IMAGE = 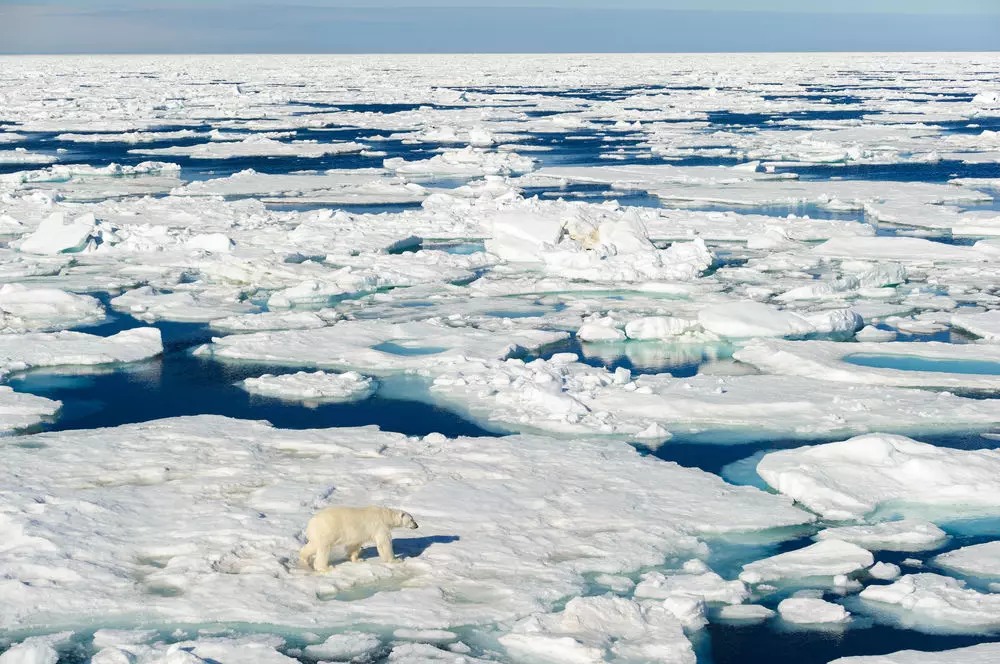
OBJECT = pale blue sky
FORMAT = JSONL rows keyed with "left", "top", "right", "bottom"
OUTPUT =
{"left": 1, "top": 1, "right": 998, "bottom": 53}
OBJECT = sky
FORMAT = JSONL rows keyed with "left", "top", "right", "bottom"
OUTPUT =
{"left": 1, "top": 1, "right": 998, "bottom": 54}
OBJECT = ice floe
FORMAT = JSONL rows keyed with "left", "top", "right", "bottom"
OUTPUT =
{"left": 934, "top": 542, "right": 1000, "bottom": 580}
{"left": 0, "top": 327, "right": 162, "bottom": 381}
{"left": 240, "top": 371, "right": 376, "bottom": 403}
{"left": 0, "top": 415, "right": 810, "bottom": 635}
{"left": 815, "top": 521, "right": 949, "bottom": 552}
{"left": 758, "top": 434, "right": 1000, "bottom": 521}
{"left": 860, "top": 573, "right": 1000, "bottom": 633}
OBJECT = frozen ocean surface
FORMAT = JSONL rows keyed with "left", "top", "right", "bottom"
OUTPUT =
{"left": 3, "top": 52, "right": 1000, "bottom": 664}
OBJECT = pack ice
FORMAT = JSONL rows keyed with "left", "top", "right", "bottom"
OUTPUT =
{"left": 2, "top": 51, "right": 1000, "bottom": 663}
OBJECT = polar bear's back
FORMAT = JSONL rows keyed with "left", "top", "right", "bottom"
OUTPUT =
{"left": 306, "top": 506, "right": 396, "bottom": 545}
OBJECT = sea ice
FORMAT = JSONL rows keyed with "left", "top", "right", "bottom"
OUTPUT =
{"left": 0, "top": 386, "right": 61, "bottom": 434}
{"left": 239, "top": 371, "right": 376, "bottom": 403}
{"left": 934, "top": 542, "right": 1000, "bottom": 579}
{"left": 815, "top": 521, "right": 948, "bottom": 552}
{"left": 739, "top": 540, "right": 874, "bottom": 585}
{"left": 0, "top": 327, "right": 163, "bottom": 381}
{"left": 860, "top": 573, "right": 1000, "bottom": 632}
{"left": 0, "top": 284, "right": 105, "bottom": 333}
{"left": 757, "top": 434, "right": 1000, "bottom": 521}
{"left": 0, "top": 415, "right": 810, "bottom": 634}
{"left": 133, "top": 137, "right": 366, "bottom": 159}
{"left": 777, "top": 597, "right": 851, "bottom": 625}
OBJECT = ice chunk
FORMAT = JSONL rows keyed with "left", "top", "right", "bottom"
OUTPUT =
{"left": 777, "top": 597, "right": 851, "bottom": 624}
{"left": 860, "top": 573, "right": 1000, "bottom": 632}
{"left": 634, "top": 569, "right": 747, "bottom": 605}
{"left": 111, "top": 287, "right": 256, "bottom": 323}
{"left": 714, "top": 604, "right": 775, "bottom": 623}
{"left": 0, "top": 284, "right": 105, "bottom": 333}
{"left": 739, "top": 540, "right": 873, "bottom": 585}
{"left": 0, "top": 327, "right": 162, "bottom": 381}
{"left": 0, "top": 386, "right": 61, "bottom": 434}
{"left": 855, "top": 325, "right": 897, "bottom": 342}
{"left": 934, "top": 542, "right": 1000, "bottom": 579}
{"left": 758, "top": 433, "right": 1000, "bottom": 521}
{"left": 302, "top": 633, "right": 381, "bottom": 660}
{"left": 951, "top": 310, "right": 1000, "bottom": 342}
{"left": 869, "top": 562, "right": 902, "bottom": 581}
{"left": 697, "top": 301, "right": 816, "bottom": 339}
{"left": 239, "top": 371, "right": 375, "bottom": 403}
{"left": 16, "top": 212, "right": 98, "bottom": 255}
{"left": 624, "top": 316, "right": 701, "bottom": 341}
{"left": 816, "top": 521, "right": 948, "bottom": 552}
{"left": 577, "top": 320, "right": 626, "bottom": 343}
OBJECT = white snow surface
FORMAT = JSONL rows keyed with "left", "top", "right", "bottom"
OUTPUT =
{"left": 739, "top": 540, "right": 874, "bottom": 585}
{"left": 777, "top": 597, "right": 851, "bottom": 625}
{"left": 815, "top": 521, "right": 949, "bottom": 552}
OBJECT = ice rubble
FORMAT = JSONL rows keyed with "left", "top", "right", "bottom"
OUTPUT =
{"left": 934, "top": 542, "right": 1000, "bottom": 579}
{"left": 240, "top": 371, "right": 376, "bottom": 403}
{"left": 735, "top": 339, "right": 1000, "bottom": 391}
{"left": 0, "top": 328, "right": 163, "bottom": 381}
{"left": 831, "top": 643, "right": 1000, "bottom": 664}
{"left": 0, "top": 415, "right": 810, "bottom": 635}
{"left": 757, "top": 434, "right": 1000, "bottom": 521}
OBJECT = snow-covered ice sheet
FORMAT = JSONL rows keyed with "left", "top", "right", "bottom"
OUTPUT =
{"left": 0, "top": 415, "right": 810, "bottom": 635}
{"left": 815, "top": 521, "right": 949, "bottom": 552}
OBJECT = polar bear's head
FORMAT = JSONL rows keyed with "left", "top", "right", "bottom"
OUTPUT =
{"left": 397, "top": 511, "right": 419, "bottom": 530}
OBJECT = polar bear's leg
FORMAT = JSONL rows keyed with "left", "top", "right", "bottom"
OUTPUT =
{"left": 375, "top": 533, "right": 396, "bottom": 563}
{"left": 299, "top": 540, "right": 317, "bottom": 569}
{"left": 313, "top": 543, "right": 332, "bottom": 572}
{"left": 346, "top": 543, "right": 362, "bottom": 563}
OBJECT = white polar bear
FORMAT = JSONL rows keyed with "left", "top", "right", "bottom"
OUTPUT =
{"left": 299, "top": 505, "right": 418, "bottom": 572}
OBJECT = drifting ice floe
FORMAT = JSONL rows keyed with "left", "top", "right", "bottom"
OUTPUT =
{"left": 133, "top": 137, "right": 366, "bottom": 159}
{"left": 777, "top": 597, "right": 851, "bottom": 625}
{"left": 815, "top": 521, "right": 949, "bottom": 552}
{"left": 860, "top": 574, "right": 1000, "bottom": 633}
{"left": 757, "top": 434, "right": 1000, "bottom": 521}
{"left": 0, "top": 327, "right": 163, "bottom": 381}
{"left": 0, "top": 284, "right": 105, "bottom": 333}
{"left": 240, "top": 371, "right": 376, "bottom": 403}
{"left": 0, "top": 386, "right": 61, "bottom": 434}
{"left": 739, "top": 540, "right": 874, "bottom": 585}
{"left": 934, "top": 542, "right": 1000, "bottom": 580}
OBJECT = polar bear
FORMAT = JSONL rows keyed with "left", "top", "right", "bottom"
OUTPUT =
{"left": 299, "top": 506, "right": 418, "bottom": 572}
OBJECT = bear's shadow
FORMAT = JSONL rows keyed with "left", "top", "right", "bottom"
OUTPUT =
{"left": 358, "top": 534, "right": 460, "bottom": 560}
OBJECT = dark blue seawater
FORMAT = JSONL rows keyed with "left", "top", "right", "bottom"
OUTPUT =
{"left": 7, "top": 315, "right": 497, "bottom": 439}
